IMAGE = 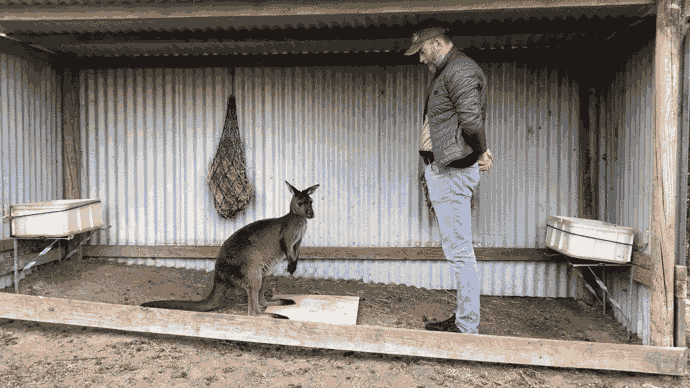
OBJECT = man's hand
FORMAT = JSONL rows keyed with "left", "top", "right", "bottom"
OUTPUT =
{"left": 478, "top": 149, "right": 493, "bottom": 172}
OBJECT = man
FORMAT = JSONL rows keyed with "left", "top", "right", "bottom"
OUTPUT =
{"left": 406, "top": 26, "right": 494, "bottom": 334}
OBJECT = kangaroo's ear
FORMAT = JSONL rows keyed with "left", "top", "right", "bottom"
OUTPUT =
{"left": 304, "top": 184, "right": 320, "bottom": 195}
{"left": 285, "top": 181, "right": 299, "bottom": 195}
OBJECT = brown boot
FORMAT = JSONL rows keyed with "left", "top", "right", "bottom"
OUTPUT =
{"left": 424, "top": 314, "right": 461, "bottom": 333}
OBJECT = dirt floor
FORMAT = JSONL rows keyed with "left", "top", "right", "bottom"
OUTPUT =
{"left": 0, "top": 257, "right": 686, "bottom": 387}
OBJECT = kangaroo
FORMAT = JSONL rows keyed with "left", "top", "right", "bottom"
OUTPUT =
{"left": 141, "top": 181, "right": 319, "bottom": 317}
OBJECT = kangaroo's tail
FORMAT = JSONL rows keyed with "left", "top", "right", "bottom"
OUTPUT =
{"left": 141, "top": 282, "right": 227, "bottom": 312}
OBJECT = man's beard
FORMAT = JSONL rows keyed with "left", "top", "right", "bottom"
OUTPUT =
{"left": 427, "top": 63, "right": 436, "bottom": 73}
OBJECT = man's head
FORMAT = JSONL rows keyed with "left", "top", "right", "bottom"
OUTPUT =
{"left": 405, "top": 27, "right": 453, "bottom": 72}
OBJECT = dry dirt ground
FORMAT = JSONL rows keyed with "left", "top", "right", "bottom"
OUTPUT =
{"left": 0, "top": 257, "right": 686, "bottom": 388}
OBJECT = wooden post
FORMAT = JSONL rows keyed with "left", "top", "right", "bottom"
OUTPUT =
{"left": 650, "top": 0, "right": 686, "bottom": 347}
{"left": 675, "top": 266, "right": 687, "bottom": 347}
{"left": 578, "top": 82, "right": 594, "bottom": 220}
{"left": 60, "top": 65, "right": 81, "bottom": 200}
{"left": 60, "top": 64, "right": 83, "bottom": 259}
{"left": 577, "top": 85, "right": 601, "bottom": 221}
{"left": 13, "top": 239, "right": 18, "bottom": 293}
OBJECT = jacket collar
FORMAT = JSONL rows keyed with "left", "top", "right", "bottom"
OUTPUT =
{"left": 424, "top": 46, "right": 463, "bottom": 115}
{"left": 432, "top": 46, "right": 462, "bottom": 78}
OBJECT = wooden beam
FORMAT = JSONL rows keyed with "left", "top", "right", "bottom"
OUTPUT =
{"left": 675, "top": 265, "right": 686, "bottom": 347}
{"left": 4, "top": 32, "right": 596, "bottom": 48}
{"left": 650, "top": 0, "right": 684, "bottom": 348}
{"left": 49, "top": 39, "right": 405, "bottom": 57}
{"left": 0, "top": 293, "right": 685, "bottom": 376}
{"left": 84, "top": 243, "right": 655, "bottom": 286}
{"left": 0, "top": 38, "right": 55, "bottom": 67}
{"left": 84, "top": 245, "right": 220, "bottom": 259}
{"left": 17, "top": 33, "right": 604, "bottom": 57}
{"left": 83, "top": 245, "right": 564, "bottom": 262}
{"left": 0, "top": 248, "right": 63, "bottom": 277}
{"left": 60, "top": 66, "right": 81, "bottom": 200}
{"left": 630, "top": 252, "right": 655, "bottom": 287}
{"left": 0, "top": 239, "right": 14, "bottom": 254}
{"left": 0, "top": 0, "right": 655, "bottom": 22}
{"left": 632, "top": 251, "right": 654, "bottom": 270}
{"left": 578, "top": 79, "right": 600, "bottom": 220}
{"left": 633, "top": 264, "right": 654, "bottom": 288}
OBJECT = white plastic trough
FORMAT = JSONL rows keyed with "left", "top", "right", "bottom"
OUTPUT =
{"left": 545, "top": 215, "right": 634, "bottom": 264}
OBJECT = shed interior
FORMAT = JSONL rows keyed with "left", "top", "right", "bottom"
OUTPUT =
{"left": 0, "top": 1, "right": 687, "bottom": 373}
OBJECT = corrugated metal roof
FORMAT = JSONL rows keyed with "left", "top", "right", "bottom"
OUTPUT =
{"left": 0, "top": 2, "right": 655, "bottom": 56}
{"left": 0, "top": 6, "right": 655, "bottom": 34}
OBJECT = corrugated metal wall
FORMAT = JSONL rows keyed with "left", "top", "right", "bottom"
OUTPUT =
{"left": 80, "top": 60, "right": 584, "bottom": 296}
{"left": 82, "top": 61, "right": 578, "bottom": 250}
{"left": 597, "top": 41, "right": 655, "bottom": 247}
{"left": 476, "top": 62, "right": 579, "bottom": 248}
{"left": 109, "top": 256, "right": 585, "bottom": 298}
{"left": 234, "top": 66, "right": 429, "bottom": 247}
{"left": 607, "top": 269, "right": 652, "bottom": 345}
{"left": 0, "top": 49, "right": 62, "bottom": 239}
{"left": 80, "top": 67, "right": 234, "bottom": 246}
{"left": 595, "top": 40, "right": 655, "bottom": 345}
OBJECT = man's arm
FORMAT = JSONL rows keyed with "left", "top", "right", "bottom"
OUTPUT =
{"left": 446, "top": 63, "right": 492, "bottom": 171}
{"left": 445, "top": 63, "right": 488, "bottom": 155}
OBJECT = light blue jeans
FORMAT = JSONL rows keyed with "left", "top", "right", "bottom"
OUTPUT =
{"left": 425, "top": 161, "right": 480, "bottom": 333}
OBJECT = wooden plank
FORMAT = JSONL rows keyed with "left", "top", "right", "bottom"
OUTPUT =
{"left": 21, "top": 33, "right": 605, "bottom": 58}
{"left": 0, "top": 0, "right": 655, "bottom": 21}
{"left": 675, "top": 266, "right": 687, "bottom": 298}
{"left": 588, "top": 86, "right": 601, "bottom": 219}
{"left": 675, "top": 266, "right": 686, "bottom": 348}
{"left": 0, "top": 239, "right": 14, "bottom": 253}
{"left": 61, "top": 66, "right": 81, "bottom": 200}
{"left": 650, "top": 0, "right": 684, "bottom": 348}
{"left": 631, "top": 252, "right": 655, "bottom": 288}
{"left": 0, "top": 38, "right": 55, "bottom": 67}
{"left": 84, "top": 245, "right": 220, "bottom": 259}
{"left": 0, "top": 248, "right": 62, "bottom": 277}
{"left": 633, "top": 264, "right": 654, "bottom": 288}
{"left": 264, "top": 294, "right": 360, "bottom": 326}
{"left": 632, "top": 251, "right": 654, "bottom": 270}
{"left": 578, "top": 79, "right": 598, "bottom": 220}
{"left": 86, "top": 242, "right": 656, "bottom": 286}
{"left": 0, "top": 293, "right": 684, "bottom": 376}
{"left": 10, "top": 33, "right": 611, "bottom": 52}
{"left": 83, "top": 245, "right": 563, "bottom": 262}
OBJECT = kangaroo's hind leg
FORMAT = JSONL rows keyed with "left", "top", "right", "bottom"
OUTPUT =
{"left": 246, "top": 273, "right": 289, "bottom": 319}
{"left": 257, "top": 279, "right": 295, "bottom": 308}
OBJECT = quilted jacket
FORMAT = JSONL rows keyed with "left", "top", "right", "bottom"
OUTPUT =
{"left": 419, "top": 46, "right": 488, "bottom": 168}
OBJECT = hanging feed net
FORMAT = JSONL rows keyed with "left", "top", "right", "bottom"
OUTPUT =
{"left": 208, "top": 95, "right": 253, "bottom": 219}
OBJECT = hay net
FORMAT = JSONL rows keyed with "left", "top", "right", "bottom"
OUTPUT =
{"left": 208, "top": 95, "right": 254, "bottom": 219}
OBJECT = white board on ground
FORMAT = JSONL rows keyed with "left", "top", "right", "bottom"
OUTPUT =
{"left": 264, "top": 294, "right": 359, "bottom": 325}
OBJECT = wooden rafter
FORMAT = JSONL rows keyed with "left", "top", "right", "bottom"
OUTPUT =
{"left": 0, "top": 0, "right": 655, "bottom": 22}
